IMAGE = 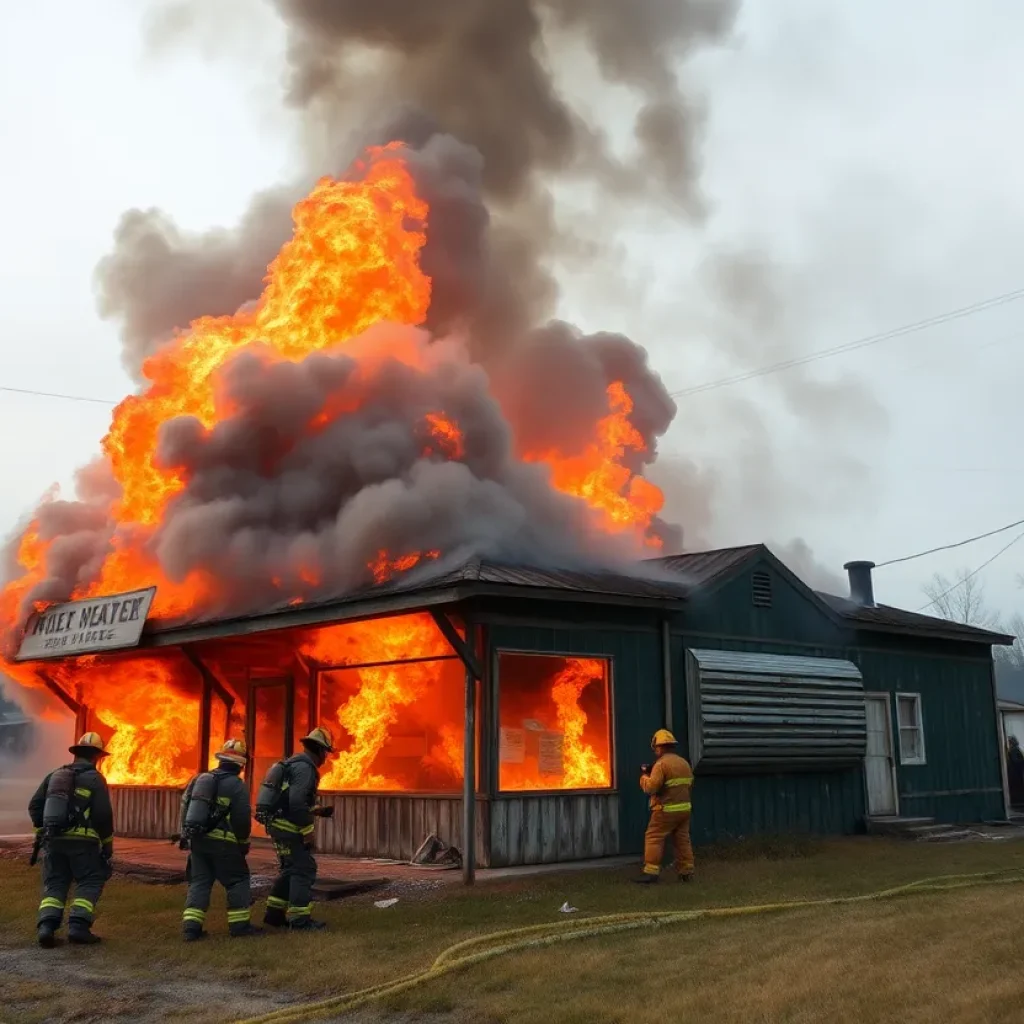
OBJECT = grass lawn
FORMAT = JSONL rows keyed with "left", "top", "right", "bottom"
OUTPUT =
{"left": 1, "top": 836, "right": 1023, "bottom": 1023}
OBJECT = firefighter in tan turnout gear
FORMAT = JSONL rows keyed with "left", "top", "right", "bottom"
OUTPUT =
{"left": 258, "top": 725, "right": 335, "bottom": 930}
{"left": 179, "top": 739, "right": 262, "bottom": 940}
{"left": 28, "top": 732, "right": 114, "bottom": 947}
{"left": 635, "top": 729, "right": 694, "bottom": 884}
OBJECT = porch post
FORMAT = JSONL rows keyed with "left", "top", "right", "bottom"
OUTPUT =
{"left": 462, "top": 622, "right": 477, "bottom": 886}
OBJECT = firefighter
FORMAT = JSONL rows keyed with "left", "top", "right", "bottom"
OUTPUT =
{"left": 28, "top": 731, "right": 114, "bottom": 947}
{"left": 179, "top": 739, "right": 262, "bottom": 941}
{"left": 635, "top": 729, "right": 694, "bottom": 884}
{"left": 261, "top": 725, "right": 335, "bottom": 931}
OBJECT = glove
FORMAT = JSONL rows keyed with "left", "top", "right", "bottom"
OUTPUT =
{"left": 101, "top": 844, "right": 113, "bottom": 863}
{"left": 303, "top": 837, "right": 315, "bottom": 851}
{"left": 313, "top": 806, "right": 334, "bottom": 819}
{"left": 239, "top": 842, "right": 251, "bottom": 856}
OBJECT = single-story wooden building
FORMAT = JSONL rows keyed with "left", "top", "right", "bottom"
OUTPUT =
{"left": 15, "top": 546, "right": 1013, "bottom": 881}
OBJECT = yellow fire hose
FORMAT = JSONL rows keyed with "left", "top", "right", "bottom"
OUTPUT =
{"left": 233, "top": 869, "right": 1024, "bottom": 1024}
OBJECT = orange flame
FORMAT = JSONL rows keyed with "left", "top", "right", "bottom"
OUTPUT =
{"left": 0, "top": 144, "right": 661, "bottom": 789}
{"left": 526, "top": 382, "right": 664, "bottom": 549}
{"left": 302, "top": 613, "right": 457, "bottom": 789}
{"left": 499, "top": 657, "right": 611, "bottom": 791}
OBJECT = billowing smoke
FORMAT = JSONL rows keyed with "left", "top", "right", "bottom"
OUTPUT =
{"left": 151, "top": 324, "right": 651, "bottom": 617}
{"left": 102, "top": 0, "right": 739, "bottom": 376}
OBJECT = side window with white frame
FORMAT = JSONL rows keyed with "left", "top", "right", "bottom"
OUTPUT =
{"left": 896, "top": 693, "right": 926, "bottom": 765}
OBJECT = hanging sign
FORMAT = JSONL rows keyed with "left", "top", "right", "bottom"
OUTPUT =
{"left": 16, "top": 587, "right": 157, "bottom": 661}
{"left": 538, "top": 731, "right": 565, "bottom": 776}
{"left": 500, "top": 727, "right": 526, "bottom": 764}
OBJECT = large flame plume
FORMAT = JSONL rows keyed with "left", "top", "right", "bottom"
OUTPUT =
{"left": 0, "top": 141, "right": 670, "bottom": 789}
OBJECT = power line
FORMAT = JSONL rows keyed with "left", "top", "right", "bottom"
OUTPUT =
{"left": 875, "top": 517, "right": 1024, "bottom": 568}
{"left": 3, "top": 286, "right": 1024, "bottom": 410}
{"left": 670, "top": 285, "right": 1024, "bottom": 398}
{"left": 917, "top": 528, "right": 1024, "bottom": 612}
{"left": 0, "top": 385, "right": 117, "bottom": 406}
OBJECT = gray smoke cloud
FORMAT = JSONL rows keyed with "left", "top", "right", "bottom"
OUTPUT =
{"left": 153, "top": 325, "right": 648, "bottom": 617}
{"left": 101, "top": 0, "right": 739, "bottom": 376}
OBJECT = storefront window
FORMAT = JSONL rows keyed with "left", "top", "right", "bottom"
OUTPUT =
{"left": 319, "top": 658, "right": 466, "bottom": 791}
{"left": 74, "top": 652, "right": 200, "bottom": 786}
{"left": 497, "top": 653, "right": 612, "bottom": 792}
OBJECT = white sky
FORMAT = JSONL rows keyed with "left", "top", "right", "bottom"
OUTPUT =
{"left": 0, "top": 1, "right": 1021, "bottom": 622}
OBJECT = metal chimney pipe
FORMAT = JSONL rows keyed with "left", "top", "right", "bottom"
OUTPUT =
{"left": 843, "top": 560, "right": 876, "bottom": 608}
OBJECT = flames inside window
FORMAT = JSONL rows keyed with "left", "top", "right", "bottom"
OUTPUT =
{"left": 497, "top": 653, "right": 612, "bottom": 792}
{"left": 71, "top": 652, "right": 201, "bottom": 786}
{"left": 317, "top": 658, "right": 465, "bottom": 791}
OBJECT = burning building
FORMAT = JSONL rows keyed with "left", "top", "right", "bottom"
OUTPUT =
{"left": 1, "top": 143, "right": 1014, "bottom": 876}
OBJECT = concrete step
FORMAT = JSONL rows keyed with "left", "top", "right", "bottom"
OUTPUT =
{"left": 865, "top": 816, "right": 935, "bottom": 837}
{"left": 866, "top": 816, "right": 979, "bottom": 842}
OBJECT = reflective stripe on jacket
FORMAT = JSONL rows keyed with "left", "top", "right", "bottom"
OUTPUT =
{"left": 269, "top": 751, "right": 319, "bottom": 836}
{"left": 641, "top": 751, "right": 693, "bottom": 813}
{"left": 27, "top": 760, "right": 114, "bottom": 845}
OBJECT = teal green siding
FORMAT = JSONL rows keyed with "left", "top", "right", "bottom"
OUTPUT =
{"left": 681, "top": 557, "right": 846, "bottom": 648}
{"left": 853, "top": 647, "right": 1003, "bottom": 822}
{"left": 477, "top": 553, "right": 1005, "bottom": 855}
{"left": 487, "top": 622, "right": 662, "bottom": 855}
{"left": 690, "top": 770, "right": 864, "bottom": 843}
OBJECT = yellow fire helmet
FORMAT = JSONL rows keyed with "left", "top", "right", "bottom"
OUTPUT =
{"left": 651, "top": 728, "right": 677, "bottom": 749}
{"left": 215, "top": 738, "right": 248, "bottom": 766}
{"left": 69, "top": 731, "right": 109, "bottom": 758}
{"left": 301, "top": 725, "right": 335, "bottom": 753}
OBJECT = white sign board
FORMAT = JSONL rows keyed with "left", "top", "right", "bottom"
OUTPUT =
{"left": 538, "top": 731, "right": 564, "bottom": 776}
{"left": 16, "top": 587, "right": 157, "bottom": 662}
{"left": 500, "top": 727, "right": 526, "bottom": 764}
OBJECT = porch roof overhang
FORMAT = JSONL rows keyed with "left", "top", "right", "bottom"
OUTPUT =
{"left": 137, "top": 558, "right": 688, "bottom": 652}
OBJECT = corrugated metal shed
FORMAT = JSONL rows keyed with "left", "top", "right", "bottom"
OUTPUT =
{"left": 685, "top": 648, "right": 867, "bottom": 773}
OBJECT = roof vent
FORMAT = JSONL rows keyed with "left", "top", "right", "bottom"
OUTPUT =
{"left": 843, "top": 560, "right": 876, "bottom": 608}
{"left": 751, "top": 571, "right": 772, "bottom": 608}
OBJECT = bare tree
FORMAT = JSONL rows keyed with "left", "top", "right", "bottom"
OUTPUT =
{"left": 997, "top": 612, "right": 1024, "bottom": 669}
{"left": 921, "top": 568, "right": 1002, "bottom": 628}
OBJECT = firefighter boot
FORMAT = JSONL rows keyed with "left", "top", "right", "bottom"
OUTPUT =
{"left": 37, "top": 922, "right": 57, "bottom": 949}
{"left": 230, "top": 923, "right": 265, "bottom": 939}
{"left": 263, "top": 907, "right": 288, "bottom": 928}
{"left": 633, "top": 874, "right": 659, "bottom": 884}
{"left": 67, "top": 922, "right": 102, "bottom": 945}
{"left": 182, "top": 924, "right": 206, "bottom": 942}
{"left": 288, "top": 918, "right": 327, "bottom": 931}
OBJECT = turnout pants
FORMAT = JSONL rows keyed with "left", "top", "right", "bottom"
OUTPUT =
{"left": 266, "top": 829, "right": 317, "bottom": 922}
{"left": 643, "top": 809, "right": 694, "bottom": 877}
{"left": 183, "top": 837, "right": 252, "bottom": 935}
{"left": 37, "top": 839, "right": 107, "bottom": 928}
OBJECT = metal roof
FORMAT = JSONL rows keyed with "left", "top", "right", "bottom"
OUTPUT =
{"left": 653, "top": 543, "right": 1012, "bottom": 647}
{"left": 125, "top": 542, "right": 1013, "bottom": 650}
{"left": 646, "top": 546, "right": 762, "bottom": 588}
{"left": 816, "top": 591, "right": 1014, "bottom": 646}
{"left": 143, "top": 556, "right": 688, "bottom": 648}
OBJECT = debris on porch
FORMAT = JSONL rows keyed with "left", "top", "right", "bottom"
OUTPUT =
{"left": 410, "top": 831, "right": 462, "bottom": 869}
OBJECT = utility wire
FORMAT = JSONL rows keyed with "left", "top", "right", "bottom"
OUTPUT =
{"left": 875, "top": 517, "right": 1024, "bottom": 568}
{"left": 670, "top": 285, "right": 1024, "bottom": 398}
{"left": 4, "top": 287, "right": 1024, "bottom": 408}
{"left": 0, "top": 385, "right": 117, "bottom": 406}
{"left": 917, "top": 528, "right": 1024, "bottom": 613}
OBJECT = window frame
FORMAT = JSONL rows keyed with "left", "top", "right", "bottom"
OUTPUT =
{"left": 315, "top": 655, "right": 475, "bottom": 796}
{"left": 492, "top": 647, "right": 617, "bottom": 796}
{"left": 895, "top": 692, "right": 926, "bottom": 766}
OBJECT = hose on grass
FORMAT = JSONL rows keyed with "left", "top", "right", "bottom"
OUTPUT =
{"left": 232, "top": 868, "right": 1024, "bottom": 1024}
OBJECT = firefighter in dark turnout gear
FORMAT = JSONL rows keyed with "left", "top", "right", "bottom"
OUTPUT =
{"left": 179, "top": 739, "right": 262, "bottom": 941}
{"left": 262, "top": 726, "right": 335, "bottom": 931}
{"left": 28, "top": 732, "right": 114, "bottom": 947}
